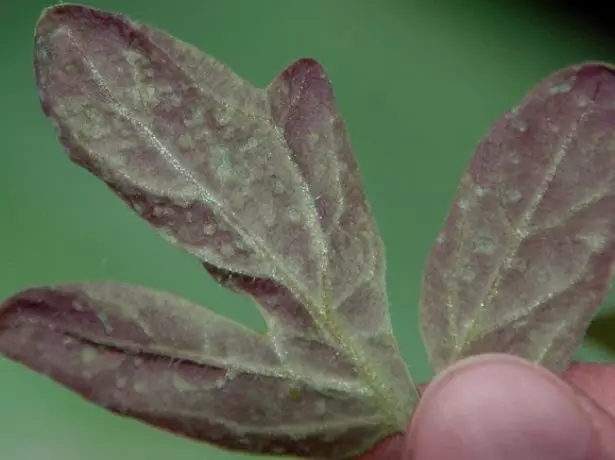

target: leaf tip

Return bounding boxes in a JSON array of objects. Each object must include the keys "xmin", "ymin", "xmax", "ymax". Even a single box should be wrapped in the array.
[{"xmin": 37, "ymin": 3, "xmax": 84, "ymax": 32}]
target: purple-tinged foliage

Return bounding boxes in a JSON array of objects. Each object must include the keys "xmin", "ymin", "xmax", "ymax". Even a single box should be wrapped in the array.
[
  {"xmin": 2, "ymin": 3, "xmax": 615, "ymax": 459},
  {"xmin": 1, "ymin": 4, "xmax": 416, "ymax": 459},
  {"xmin": 420, "ymin": 64, "xmax": 615, "ymax": 374},
  {"xmin": 0, "ymin": 282, "xmax": 405, "ymax": 458}
]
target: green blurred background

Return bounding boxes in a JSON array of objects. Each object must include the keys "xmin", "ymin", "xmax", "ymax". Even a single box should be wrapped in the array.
[{"xmin": 2, "ymin": 1, "xmax": 615, "ymax": 458}]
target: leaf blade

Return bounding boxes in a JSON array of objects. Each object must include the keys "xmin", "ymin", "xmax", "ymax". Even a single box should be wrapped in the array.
[
  {"xmin": 0, "ymin": 282, "xmax": 394, "ymax": 458},
  {"xmin": 265, "ymin": 57, "xmax": 415, "ymax": 414},
  {"xmin": 25, "ymin": 4, "xmax": 416, "ymax": 457},
  {"xmin": 420, "ymin": 63, "xmax": 615, "ymax": 373}
]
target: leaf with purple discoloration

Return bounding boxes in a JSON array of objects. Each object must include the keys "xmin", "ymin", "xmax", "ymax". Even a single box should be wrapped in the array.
[
  {"xmin": 420, "ymin": 63, "xmax": 615, "ymax": 374},
  {"xmin": 4, "ymin": 2, "xmax": 615, "ymax": 459},
  {"xmin": 0, "ymin": 4, "xmax": 416, "ymax": 459},
  {"xmin": 0, "ymin": 282, "xmax": 396, "ymax": 458}
]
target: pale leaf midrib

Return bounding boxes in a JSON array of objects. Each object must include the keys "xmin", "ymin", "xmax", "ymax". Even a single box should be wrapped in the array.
[{"xmin": 56, "ymin": 323, "xmax": 369, "ymax": 395}]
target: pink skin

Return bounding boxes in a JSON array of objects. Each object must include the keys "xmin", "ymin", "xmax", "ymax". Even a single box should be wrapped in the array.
[{"xmin": 358, "ymin": 354, "xmax": 615, "ymax": 460}]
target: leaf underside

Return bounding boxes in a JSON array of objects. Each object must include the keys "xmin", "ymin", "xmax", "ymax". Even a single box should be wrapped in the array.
[
  {"xmin": 5, "ymin": 3, "xmax": 614, "ymax": 458},
  {"xmin": 0, "ymin": 4, "xmax": 417, "ymax": 459},
  {"xmin": 420, "ymin": 63, "xmax": 615, "ymax": 374}
]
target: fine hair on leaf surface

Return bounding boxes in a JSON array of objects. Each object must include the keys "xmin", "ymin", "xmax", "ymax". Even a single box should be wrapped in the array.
[{"xmin": 2, "ymin": 3, "xmax": 615, "ymax": 459}]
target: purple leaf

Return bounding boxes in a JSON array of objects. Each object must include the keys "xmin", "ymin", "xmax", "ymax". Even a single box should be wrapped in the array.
[
  {"xmin": 0, "ymin": 4, "xmax": 417, "ymax": 458},
  {"xmin": 0, "ymin": 282, "xmax": 393, "ymax": 458},
  {"xmin": 420, "ymin": 63, "xmax": 615, "ymax": 373}
]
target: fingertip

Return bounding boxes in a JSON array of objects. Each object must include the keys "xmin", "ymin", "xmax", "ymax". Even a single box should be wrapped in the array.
[{"xmin": 405, "ymin": 354, "xmax": 594, "ymax": 460}]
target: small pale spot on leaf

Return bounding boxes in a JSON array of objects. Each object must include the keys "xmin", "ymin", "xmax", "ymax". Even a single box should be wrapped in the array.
[
  {"xmin": 576, "ymin": 93, "xmax": 592, "ymax": 107},
  {"xmin": 549, "ymin": 79, "xmax": 573, "ymax": 94},
  {"xmin": 461, "ymin": 269, "xmax": 476, "ymax": 283},
  {"xmin": 211, "ymin": 146, "xmax": 232, "ymax": 181},
  {"xmin": 203, "ymin": 223, "xmax": 217, "ymax": 236},
  {"xmin": 307, "ymin": 132, "xmax": 320, "ymax": 149},
  {"xmin": 225, "ymin": 369, "xmax": 238, "ymax": 380},
  {"xmin": 458, "ymin": 198, "xmax": 470, "ymax": 211},
  {"xmin": 512, "ymin": 118, "xmax": 528, "ymax": 133},
  {"xmin": 578, "ymin": 233, "xmax": 607, "ymax": 251},
  {"xmin": 97, "ymin": 311, "xmax": 113, "ymax": 334},
  {"xmin": 153, "ymin": 206, "xmax": 167, "ymax": 218},
  {"xmin": 63, "ymin": 62, "xmax": 78, "ymax": 74},
  {"xmin": 503, "ymin": 188, "xmax": 522, "ymax": 204},
  {"xmin": 272, "ymin": 178, "xmax": 286, "ymax": 195},
  {"xmin": 80, "ymin": 348, "xmax": 97, "ymax": 363},
  {"xmin": 133, "ymin": 380, "xmax": 148, "ymax": 394},
  {"xmin": 172, "ymin": 373, "xmax": 198, "ymax": 392},
  {"xmin": 220, "ymin": 244, "xmax": 235, "ymax": 257},
  {"xmin": 214, "ymin": 376, "xmax": 228, "ymax": 389},
  {"xmin": 475, "ymin": 186, "xmax": 487, "ymax": 197},
  {"xmin": 184, "ymin": 106, "xmax": 205, "ymax": 128},
  {"xmin": 178, "ymin": 133, "xmax": 193, "ymax": 150},
  {"xmin": 472, "ymin": 235, "xmax": 496, "ymax": 255},
  {"xmin": 214, "ymin": 103, "xmax": 233, "ymax": 125},
  {"xmin": 260, "ymin": 201, "xmax": 277, "ymax": 227},
  {"xmin": 287, "ymin": 208, "xmax": 301, "ymax": 223}
]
